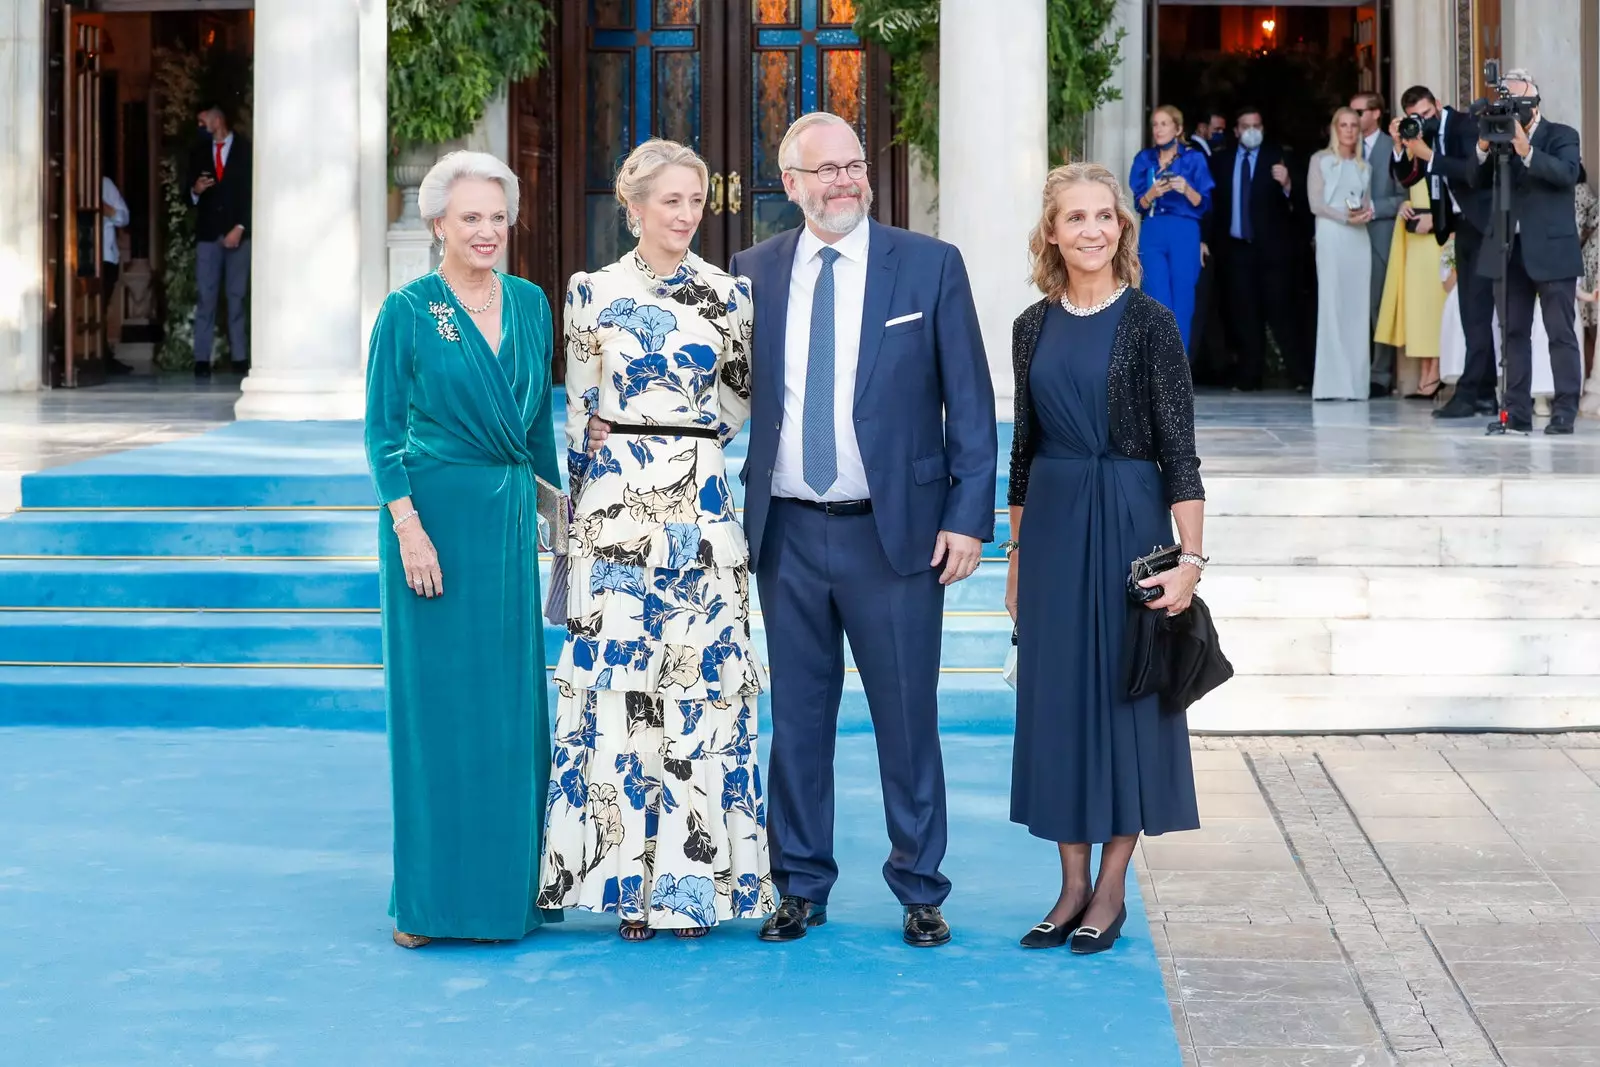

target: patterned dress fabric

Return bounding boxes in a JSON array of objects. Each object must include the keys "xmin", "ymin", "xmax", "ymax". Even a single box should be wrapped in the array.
[{"xmin": 537, "ymin": 251, "xmax": 775, "ymax": 930}]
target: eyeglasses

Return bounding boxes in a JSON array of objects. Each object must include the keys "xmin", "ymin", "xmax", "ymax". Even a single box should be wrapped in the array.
[{"xmin": 789, "ymin": 160, "xmax": 869, "ymax": 184}]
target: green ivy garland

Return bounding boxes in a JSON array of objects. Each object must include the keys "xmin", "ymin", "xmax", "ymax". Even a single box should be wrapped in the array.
[
  {"xmin": 854, "ymin": 0, "xmax": 1125, "ymax": 174},
  {"xmin": 388, "ymin": 0, "xmax": 554, "ymax": 152}
]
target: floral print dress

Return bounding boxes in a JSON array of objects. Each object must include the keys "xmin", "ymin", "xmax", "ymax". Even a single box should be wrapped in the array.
[{"xmin": 537, "ymin": 251, "xmax": 775, "ymax": 930}]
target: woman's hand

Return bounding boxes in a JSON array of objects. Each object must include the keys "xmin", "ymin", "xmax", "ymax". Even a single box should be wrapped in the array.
[
  {"xmin": 1166, "ymin": 175, "xmax": 1189, "ymax": 196},
  {"xmin": 586, "ymin": 415, "xmax": 610, "ymax": 455},
  {"xmin": 1413, "ymin": 214, "xmax": 1433, "ymax": 234},
  {"xmin": 1138, "ymin": 562, "xmax": 1201, "ymax": 616},
  {"xmin": 399, "ymin": 523, "xmax": 443, "ymax": 598},
  {"xmin": 1004, "ymin": 555, "xmax": 1019, "ymax": 622},
  {"xmin": 1398, "ymin": 201, "xmax": 1417, "ymax": 221}
]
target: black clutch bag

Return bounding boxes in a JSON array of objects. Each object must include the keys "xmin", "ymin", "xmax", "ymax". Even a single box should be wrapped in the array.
[{"xmin": 1124, "ymin": 545, "xmax": 1234, "ymax": 713}]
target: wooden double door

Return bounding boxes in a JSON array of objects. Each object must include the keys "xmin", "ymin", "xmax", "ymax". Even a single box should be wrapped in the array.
[{"xmin": 511, "ymin": 0, "xmax": 901, "ymax": 317}]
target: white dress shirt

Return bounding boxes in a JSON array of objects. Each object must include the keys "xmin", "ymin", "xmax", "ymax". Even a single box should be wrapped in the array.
[
  {"xmin": 101, "ymin": 177, "xmax": 129, "ymax": 265},
  {"xmin": 773, "ymin": 216, "xmax": 871, "ymax": 502},
  {"xmin": 1362, "ymin": 129, "xmax": 1379, "ymax": 161}
]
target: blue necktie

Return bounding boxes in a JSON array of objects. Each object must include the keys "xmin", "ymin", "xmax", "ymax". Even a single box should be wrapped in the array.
[{"xmin": 802, "ymin": 246, "xmax": 841, "ymax": 495}]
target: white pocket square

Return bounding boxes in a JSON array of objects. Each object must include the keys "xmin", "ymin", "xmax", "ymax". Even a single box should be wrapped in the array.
[{"xmin": 885, "ymin": 311, "xmax": 923, "ymax": 327}]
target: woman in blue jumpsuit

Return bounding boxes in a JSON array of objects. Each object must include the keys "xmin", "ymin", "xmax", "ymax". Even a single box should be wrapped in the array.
[{"xmin": 1129, "ymin": 105, "xmax": 1214, "ymax": 355}]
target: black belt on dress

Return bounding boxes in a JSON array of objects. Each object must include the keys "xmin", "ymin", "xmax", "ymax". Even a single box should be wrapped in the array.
[
  {"xmin": 605, "ymin": 421, "xmax": 720, "ymax": 440},
  {"xmin": 785, "ymin": 498, "xmax": 873, "ymax": 517}
]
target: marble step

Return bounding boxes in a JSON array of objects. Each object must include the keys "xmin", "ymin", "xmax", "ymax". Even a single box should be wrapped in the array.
[
  {"xmin": 1204, "ymin": 516, "xmax": 1600, "ymax": 567},
  {"xmin": 1188, "ymin": 675, "xmax": 1600, "ymax": 734},
  {"xmin": 1203, "ymin": 477, "xmax": 1600, "ymax": 518},
  {"xmin": 1218, "ymin": 618, "xmax": 1600, "ymax": 677},
  {"xmin": 1197, "ymin": 566, "xmax": 1600, "ymax": 621}
]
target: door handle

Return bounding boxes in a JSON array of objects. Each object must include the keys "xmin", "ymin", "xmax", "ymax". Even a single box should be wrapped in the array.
[
  {"xmin": 708, "ymin": 172, "xmax": 725, "ymax": 215},
  {"xmin": 728, "ymin": 171, "xmax": 742, "ymax": 215}
]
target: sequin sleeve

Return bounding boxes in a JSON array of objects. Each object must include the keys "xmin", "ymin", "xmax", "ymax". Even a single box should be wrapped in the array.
[
  {"xmin": 1145, "ymin": 303, "xmax": 1205, "ymax": 505},
  {"xmin": 1006, "ymin": 301, "xmax": 1047, "ymax": 508}
]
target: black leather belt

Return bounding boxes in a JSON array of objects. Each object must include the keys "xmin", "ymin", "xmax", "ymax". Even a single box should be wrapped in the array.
[
  {"xmin": 606, "ymin": 422, "xmax": 720, "ymax": 440},
  {"xmin": 788, "ymin": 498, "xmax": 873, "ymax": 517}
]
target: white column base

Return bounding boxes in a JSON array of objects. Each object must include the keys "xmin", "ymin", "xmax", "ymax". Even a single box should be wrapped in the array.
[
  {"xmin": 235, "ymin": 367, "xmax": 367, "ymax": 421},
  {"xmin": 387, "ymin": 226, "xmax": 434, "ymax": 291}
]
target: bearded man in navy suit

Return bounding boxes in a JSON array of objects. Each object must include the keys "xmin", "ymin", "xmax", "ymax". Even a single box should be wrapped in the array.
[{"xmin": 731, "ymin": 112, "xmax": 997, "ymax": 948}]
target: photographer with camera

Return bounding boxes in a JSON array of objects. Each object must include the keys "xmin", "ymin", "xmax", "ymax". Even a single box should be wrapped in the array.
[
  {"xmin": 1469, "ymin": 69, "xmax": 1584, "ymax": 435},
  {"xmin": 1389, "ymin": 86, "xmax": 1496, "ymax": 419}
]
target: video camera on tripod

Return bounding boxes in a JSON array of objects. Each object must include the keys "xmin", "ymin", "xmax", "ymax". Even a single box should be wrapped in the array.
[{"xmin": 1470, "ymin": 59, "xmax": 1538, "ymax": 149}]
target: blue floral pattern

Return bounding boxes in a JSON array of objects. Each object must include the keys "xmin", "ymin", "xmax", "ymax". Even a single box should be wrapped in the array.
[{"xmin": 538, "ymin": 251, "xmax": 771, "ymax": 930}]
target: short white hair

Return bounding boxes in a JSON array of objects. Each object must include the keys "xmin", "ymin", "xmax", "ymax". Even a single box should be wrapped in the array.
[
  {"xmin": 1503, "ymin": 68, "xmax": 1539, "ymax": 94},
  {"xmin": 778, "ymin": 112, "xmax": 862, "ymax": 171},
  {"xmin": 417, "ymin": 150, "xmax": 520, "ymax": 227}
]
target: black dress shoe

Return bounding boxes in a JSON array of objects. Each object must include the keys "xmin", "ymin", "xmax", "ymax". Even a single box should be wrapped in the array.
[
  {"xmin": 758, "ymin": 896, "xmax": 826, "ymax": 942},
  {"xmin": 1020, "ymin": 902, "xmax": 1088, "ymax": 949},
  {"xmin": 903, "ymin": 904, "xmax": 951, "ymax": 948},
  {"xmin": 1369, "ymin": 382, "xmax": 1392, "ymax": 399},
  {"xmin": 193, "ymin": 362, "xmax": 212, "ymax": 380},
  {"xmin": 1546, "ymin": 417, "xmax": 1576, "ymax": 436},
  {"xmin": 1433, "ymin": 394, "xmax": 1480, "ymax": 419},
  {"xmin": 1070, "ymin": 904, "xmax": 1128, "ymax": 955}
]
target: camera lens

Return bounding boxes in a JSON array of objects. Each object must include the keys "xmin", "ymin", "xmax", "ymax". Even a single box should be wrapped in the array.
[{"xmin": 1398, "ymin": 115, "xmax": 1422, "ymax": 141}]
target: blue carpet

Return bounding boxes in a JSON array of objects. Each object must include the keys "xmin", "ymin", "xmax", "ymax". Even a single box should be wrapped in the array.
[{"xmin": 0, "ymin": 728, "xmax": 1178, "ymax": 1067}]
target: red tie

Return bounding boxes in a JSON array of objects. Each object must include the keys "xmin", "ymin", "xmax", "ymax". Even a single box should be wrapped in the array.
[{"xmin": 214, "ymin": 142, "xmax": 225, "ymax": 181}]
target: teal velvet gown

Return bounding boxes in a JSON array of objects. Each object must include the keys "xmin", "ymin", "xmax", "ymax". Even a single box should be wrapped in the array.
[{"xmin": 364, "ymin": 271, "xmax": 563, "ymax": 940}]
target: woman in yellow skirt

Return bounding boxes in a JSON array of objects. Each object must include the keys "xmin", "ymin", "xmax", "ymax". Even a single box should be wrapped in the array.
[{"xmin": 1376, "ymin": 181, "xmax": 1447, "ymax": 398}]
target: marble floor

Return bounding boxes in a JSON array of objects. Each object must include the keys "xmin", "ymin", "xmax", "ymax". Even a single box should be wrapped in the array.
[
  {"xmin": 3, "ymin": 383, "xmax": 1599, "ymax": 485},
  {"xmin": 1155, "ymin": 732, "xmax": 1600, "ymax": 1067}
]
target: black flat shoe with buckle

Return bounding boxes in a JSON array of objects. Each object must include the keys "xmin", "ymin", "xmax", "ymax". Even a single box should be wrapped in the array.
[
  {"xmin": 1020, "ymin": 901, "xmax": 1088, "ymax": 949},
  {"xmin": 758, "ymin": 896, "xmax": 826, "ymax": 942},
  {"xmin": 903, "ymin": 904, "xmax": 951, "ymax": 947},
  {"xmin": 1070, "ymin": 904, "xmax": 1128, "ymax": 955}
]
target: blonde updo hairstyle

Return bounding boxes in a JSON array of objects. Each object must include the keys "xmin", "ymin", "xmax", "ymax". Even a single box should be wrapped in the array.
[
  {"xmin": 614, "ymin": 138, "xmax": 710, "ymax": 233},
  {"xmin": 1028, "ymin": 162, "xmax": 1143, "ymax": 300}
]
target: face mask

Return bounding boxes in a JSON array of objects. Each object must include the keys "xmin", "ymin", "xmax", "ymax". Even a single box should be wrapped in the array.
[
  {"xmin": 1155, "ymin": 134, "xmax": 1176, "ymax": 148},
  {"xmin": 1208, "ymin": 131, "xmax": 1224, "ymax": 146},
  {"xmin": 1239, "ymin": 128, "xmax": 1264, "ymax": 150}
]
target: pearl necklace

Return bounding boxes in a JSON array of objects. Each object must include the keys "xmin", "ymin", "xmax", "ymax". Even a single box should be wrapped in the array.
[
  {"xmin": 1060, "ymin": 283, "xmax": 1128, "ymax": 317},
  {"xmin": 438, "ymin": 269, "xmax": 498, "ymax": 314}
]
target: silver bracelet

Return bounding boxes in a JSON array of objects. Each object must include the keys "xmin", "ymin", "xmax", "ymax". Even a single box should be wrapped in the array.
[
  {"xmin": 1177, "ymin": 552, "xmax": 1208, "ymax": 571},
  {"xmin": 392, "ymin": 509, "xmax": 419, "ymax": 533}
]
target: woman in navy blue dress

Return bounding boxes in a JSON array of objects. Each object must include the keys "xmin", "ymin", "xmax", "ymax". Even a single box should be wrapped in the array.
[{"xmin": 1004, "ymin": 163, "xmax": 1206, "ymax": 954}]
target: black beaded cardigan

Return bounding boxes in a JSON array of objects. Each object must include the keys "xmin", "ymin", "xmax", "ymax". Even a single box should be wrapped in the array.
[{"xmin": 1007, "ymin": 288, "xmax": 1204, "ymax": 508}]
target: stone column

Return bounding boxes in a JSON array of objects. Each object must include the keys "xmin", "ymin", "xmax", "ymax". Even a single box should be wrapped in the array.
[
  {"xmin": 1391, "ymin": 0, "xmax": 1455, "ymax": 102},
  {"xmin": 235, "ymin": 0, "xmax": 375, "ymax": 420},
  {"xmin": 0, "ymin": 2, "xmax": 46, "ymax": 393},
  {"xmin": 939, "ymin": 0, "xmax": 1047, "ymax": 420},
  {"xmin": 1087, "ymin": 0, "xmax": 1145, "ymax": 183},
  {"xmin": 358, "ymin": 0, "xmax": 389, "ymax": 366}
]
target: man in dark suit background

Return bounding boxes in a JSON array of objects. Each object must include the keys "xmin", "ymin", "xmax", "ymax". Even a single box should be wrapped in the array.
[
  {"xmin": 1390, "ymin": 85, "xmax": 1496, "ymax": 417},
  {"xmin": 1469, "ymin": 70, "xmax": 1585, "ymax": 434},
  {"xmin": 187, "ymin": 103, "xmax": 252, "ymax": 378},
  {"xmin": 1209, "ymin": 106, "xmax": 1303, "ymax": 390},
  {"xmin": 1354, "ymin": 92, "xmax": 1406, "ymax": 397},
  {"xmin": 728, "ymin": 112, "xmax": 996, "ymax": 949}
]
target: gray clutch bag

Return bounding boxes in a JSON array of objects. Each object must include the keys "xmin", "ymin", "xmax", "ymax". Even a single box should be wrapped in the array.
[{"xmin": 536, "ymin": 476, "xmax": 571, "ymax": 627}]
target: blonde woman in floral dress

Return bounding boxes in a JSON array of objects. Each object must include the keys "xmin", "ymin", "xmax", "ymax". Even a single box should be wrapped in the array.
[{"xmin": 538, "ymin": 139, "xmax": 774, "ymax": 941}]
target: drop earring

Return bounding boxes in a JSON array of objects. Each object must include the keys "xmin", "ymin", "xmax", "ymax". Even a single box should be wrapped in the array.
[{"xmin": 627, "ymin": 215, "xmax": 641, "ymax": 239}]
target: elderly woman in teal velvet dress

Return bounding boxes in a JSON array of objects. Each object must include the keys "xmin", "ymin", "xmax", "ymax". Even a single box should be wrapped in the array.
[{"xmin": 364, "ymin": 150, "xmax": 562, "ymax": 948}]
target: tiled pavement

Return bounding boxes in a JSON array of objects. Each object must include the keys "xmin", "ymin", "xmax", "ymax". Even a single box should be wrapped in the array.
[{"xmin": 1146, "ymin": 732, "xmax": 1600, "ymax": 1067}]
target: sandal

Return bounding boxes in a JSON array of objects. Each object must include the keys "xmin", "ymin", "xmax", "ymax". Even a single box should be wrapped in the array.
[
  {"xmin": 673, "ymin": 926, "xmax": 710, "ymax": 940},
  {"xmin": 618, "ymin": 920, "xmax": 656, "ymax": 942},
  {"xmin": 392, "ymin": 929, "xmax": 431, "ymax": 950}
]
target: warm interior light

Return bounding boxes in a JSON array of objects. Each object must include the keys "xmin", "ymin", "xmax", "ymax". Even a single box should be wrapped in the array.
[{"xmin": 1261, "ymin": 19, "xmax": 1276, "ymax": 35}]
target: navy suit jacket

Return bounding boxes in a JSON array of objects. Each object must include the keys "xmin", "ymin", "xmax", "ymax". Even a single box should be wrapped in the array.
[{"xmin": 729, "ymin": 220, "xmax": 997, "ymax": 577}]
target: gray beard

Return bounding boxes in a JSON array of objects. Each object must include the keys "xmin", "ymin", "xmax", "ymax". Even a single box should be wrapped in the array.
[{"xmin": 800, "ymin": 184, "xmax": 874, "ymax": 235}]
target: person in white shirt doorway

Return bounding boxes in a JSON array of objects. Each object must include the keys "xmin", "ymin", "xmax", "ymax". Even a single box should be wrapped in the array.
[
  {"xmin": 728, "ymin": 112, "xmax": 998, "ymax": 949},
  {"xmin": 100, "ymin": 175, "xmax": 133, "ymax": 375}
]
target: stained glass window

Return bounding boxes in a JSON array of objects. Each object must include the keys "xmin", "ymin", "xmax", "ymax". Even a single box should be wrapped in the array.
[
  {"xmin": 753, "ymin": 0, "xmax": 799, "ymax": 25},
  {"xmin": 586, "ymin": 52, "xmax": 631, "ymax": 187},
  {"xmin": 821, "ymin": 49, "xmax": 865, "ymax": 135},
  {"xmin": 655, "ymin": 0, "xmax": 698, "ymax": 25},
  {"xmin": 821, "ymin": 0, "xmax": 857, "ymax": 26},
  {"xmin": 656, "ymin": 50, "xmax": 702, "ymax": 151},
  {"xmin": 591, "ymin": 0, "xmax": 631, "ymax": 29}
]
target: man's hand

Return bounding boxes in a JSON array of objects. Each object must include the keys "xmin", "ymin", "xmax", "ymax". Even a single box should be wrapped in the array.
[
  {"xmin": 192, "ymin": 174, "xmax": 216, "ymax": 197},
  {"xmin": 223, "ymin": 226, "xmax": 244, "ymax": 250},
  {"xmin": 1271, "ymin": 162, "xmax": 1290, "ymax": 189},
  {"xmin": 1512, "ymin": 119, "xmax": 1532, "ymax": 159},
  {"xmin": 930, "ymin": 532, "xmax": 981, "ymax": 586},
  {"xmin": 1406, "ymin": 138, "xmax": 1433, "ymax": 162}
]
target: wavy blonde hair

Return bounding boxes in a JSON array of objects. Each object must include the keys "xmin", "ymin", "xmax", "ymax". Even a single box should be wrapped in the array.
[
  {"xmin": 614, "ymin": 138, "xmax": 709, "ymax": 218},
  {"xmin": 1028, "ymin": 162, "xmax": 1142, "ymax": 300}
]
